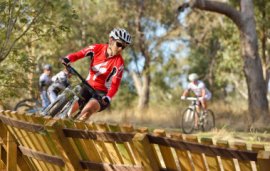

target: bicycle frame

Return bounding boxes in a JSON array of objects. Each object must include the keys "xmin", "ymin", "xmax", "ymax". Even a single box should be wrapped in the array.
[
  {"xmin": 64, "ymin": 64, "xmax": 97, "ymax": 96},
  {"xmin": 42, "ymin": 64, "xmax": 100, "ymax": 118}
]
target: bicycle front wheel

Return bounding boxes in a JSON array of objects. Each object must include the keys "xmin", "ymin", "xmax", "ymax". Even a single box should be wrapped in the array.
[
  {"xmin": 43, "ymin": 95, "xmax": 69, "ymax": 117},
  {"xmin": 202, "ymin": 109, "xmax": 215, "ymax": 132},
  {"xmin": 182, "ymin": 108, "xmax": 196, "ymax": 134}
]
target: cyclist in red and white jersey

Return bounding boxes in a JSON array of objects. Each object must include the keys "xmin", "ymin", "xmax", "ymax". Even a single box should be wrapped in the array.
[{"xmin": 62, "ymin": 28, "xmax": 131, "ymax": 121}]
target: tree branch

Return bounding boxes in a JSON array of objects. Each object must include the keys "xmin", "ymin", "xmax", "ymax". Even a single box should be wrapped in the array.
[
  {"xmin": 178, "ymin": 0, "xmax": 242, "ymax": 29},
  {"xmin": 0, "ymin": 1, "xmax": 47, "ymax": 63}
]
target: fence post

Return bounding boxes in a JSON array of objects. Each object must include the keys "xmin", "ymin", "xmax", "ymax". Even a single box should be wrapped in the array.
[
  {"xmin": 132, "ymin": 133, "xmax": 159, "ymax": 171},
  {"xmin": 46, "ymin": 119, "xmax": 84, "ymax": 171},
  {"xmin": 201, "ymin": 137, "xmax": 221, "ymax": 171},
  {"xmin": 153, "ymin": 129, "xmax": 178, "ymax": 170},
  {"xmin": 257, "ymin": 151, "xmax": 270, "ymax": 171},
  {"xmin": 171, "ymin": 132, "xmax": 193, "ymax": 171},
  {"xmin": 185, "ymin": 135, "xmax": 207, "ymax": 171},
  {"xmin": 7, "ymin": 131, "xmax": 17, "ymax": 171}
]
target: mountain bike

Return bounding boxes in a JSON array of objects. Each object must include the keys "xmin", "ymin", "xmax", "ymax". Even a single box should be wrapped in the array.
[
  {"xmin": 41, "ymin": 63, "xmax": 100, "ymax": 119},
  {"xmin": 181, "ymin": 97, "xmax": 215, "ymax": 134},
  {"xmin": 14, "ymin": 98, "xmax": 42, "ymax": 114}
]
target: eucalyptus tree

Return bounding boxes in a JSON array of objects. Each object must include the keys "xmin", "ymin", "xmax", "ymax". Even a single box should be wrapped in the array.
[
  {"xmin": 182, "ymin": 9, "xmax": 245, "ymax": 98},
  {"xmin": 254, "ymin": 0, "xmax": 270, "ymax": 91},
  {"xmin": 116, "ymin": 0, "xmax": 183, "ymax": 110},
  {"xmin": 178, "ymin": 0, "xmax": 269, "ymax": 123},
  {"xmin": 0, "ymin": 0, "xmax": 74, "ymax": 100}
]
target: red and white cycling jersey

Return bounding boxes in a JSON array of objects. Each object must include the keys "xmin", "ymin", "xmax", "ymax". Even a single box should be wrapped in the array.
[{"xmin": 66, "ymin": 44, "xmax": 124, "ymax": 99}]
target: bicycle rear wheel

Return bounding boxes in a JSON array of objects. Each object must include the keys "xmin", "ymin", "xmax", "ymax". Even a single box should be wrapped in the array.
[
  {"xmin": 182, "ymin": 108, "xmax": 196, "ymax": 134},
  {"xmin": 14, "ymin": 98, "xmax": 42, "ymax": 113},
  {"xmin": 202, "ymin": 109, "xmax": 215, "ymax": 132}
]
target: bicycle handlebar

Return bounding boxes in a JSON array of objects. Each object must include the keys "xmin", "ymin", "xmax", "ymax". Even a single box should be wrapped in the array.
[
  {"xmin": 183, "ymin": 97, "xmax": 198, "ymax": 101},
  {"xmin": 63, "ymin": 63, "xmax": 97, "ymax": 96}
]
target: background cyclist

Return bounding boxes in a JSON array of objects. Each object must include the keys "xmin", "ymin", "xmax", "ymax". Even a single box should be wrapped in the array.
[
  {"xmin": 39, "ymin": 64, "xmax": 52, "ymax": 110},
  {"xmin": 181, "ymin": 73, "xmax": 212, "ymax": 128},
  {"xmin": 62, "ymin": 28, "xmax": 131, "ymax": 121},
  {"xmin": 47, "ymin": 67, "xmax": 72, "ymax": 103}
]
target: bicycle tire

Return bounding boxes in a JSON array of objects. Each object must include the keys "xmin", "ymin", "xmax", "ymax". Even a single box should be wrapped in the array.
[
  {"xmin": 54, "ymin": 100, "xmax": 74, "ymax": 119},
  {"xmin": 44, "ymin": 95, "xmax": 69, "ymax": 117},
  {"xmin": 202, "ymin": 109, "xmax": 215, "ymax": 132},
  {"xmin": 14, "ymin": 98, "xmax": 42, "ymax": 113},
  {"xmin": 182, "ymin": 108, "xmax": 196, "ymax": 134}
]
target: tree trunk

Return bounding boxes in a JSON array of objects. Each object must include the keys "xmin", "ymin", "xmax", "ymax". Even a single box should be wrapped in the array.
[
  {"xmin": 132, "ymin": 0, "xmax": 151, "ymax": 110},
  {"xmin": 240, "ymin": 0, "xmax": 269, "ymax": 121}
]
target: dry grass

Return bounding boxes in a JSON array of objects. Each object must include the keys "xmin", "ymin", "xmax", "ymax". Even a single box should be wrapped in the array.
[{"xmin": 90, "ymin": 99, "xmax": 270, "ymax": 145}]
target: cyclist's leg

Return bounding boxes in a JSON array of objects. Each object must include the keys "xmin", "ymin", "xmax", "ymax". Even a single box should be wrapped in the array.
[
  {"xmin": 199, "ymin": 95, "xmax": 210, "ymax": 112},
  {"xmin": 78, "ymin": 99, "xmax": 100, "ymax": 121},
  {"xmin": 40, "ymin": 90, "xmax": 50, "ymax": 109},
  {"xmin": 68, "ymin": 85, "xmax": 93, "ymax": 119},
  {"xmin": 76, "ymin": 88, "xmax": 107, "ymax": 121},
  {"xmin": 47, "ymin": 88, "xmax": 57, "ymax": 104},
  {"xmin": 67, "ymin": 101, "xmax": 80, "ymax": 117}
]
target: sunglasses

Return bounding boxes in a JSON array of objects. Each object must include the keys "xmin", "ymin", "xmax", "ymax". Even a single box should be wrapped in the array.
[{"xmin": 116, "ymin": 41, "xmax": 126, "ymax": 49}]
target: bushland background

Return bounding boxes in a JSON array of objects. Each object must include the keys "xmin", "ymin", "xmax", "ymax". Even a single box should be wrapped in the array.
[{"xmin": 1, "ymin": 0, "xmax": 270, "ymax": 143}]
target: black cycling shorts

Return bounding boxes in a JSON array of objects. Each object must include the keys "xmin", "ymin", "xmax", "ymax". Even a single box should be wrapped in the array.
[{"xmin": 77, "ymin": 85, "xmax": 109, "ymax": 112}]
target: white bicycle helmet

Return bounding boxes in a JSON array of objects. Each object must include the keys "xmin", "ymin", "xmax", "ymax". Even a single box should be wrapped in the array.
[
  {"xmin": 109, "ymin": 28, "xmax": 132, "ymax": 44},
  {"xmin": 188, "ymin": 73, "xmax": 199, "ymax": 81}
]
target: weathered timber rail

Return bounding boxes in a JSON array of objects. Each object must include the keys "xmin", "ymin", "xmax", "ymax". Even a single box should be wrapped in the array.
[{"xmin": 0, "ymin": 110, "xmax": 269, "ymax": 171}]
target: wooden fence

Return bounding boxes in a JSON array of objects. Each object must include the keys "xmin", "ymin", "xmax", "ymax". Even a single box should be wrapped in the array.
[{"xmin": 0, "ymin": 110, "xmax": 269, "ymax": 171}]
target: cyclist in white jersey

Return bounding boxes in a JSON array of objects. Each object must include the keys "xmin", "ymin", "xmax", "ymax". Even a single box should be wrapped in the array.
[
  {"xmin": 47, "ymin": 68, "xmax": 72, "ymax": 103},
  {"xmin": 181, "ymin": 73, "xmax": 212, "ymax": 111}
]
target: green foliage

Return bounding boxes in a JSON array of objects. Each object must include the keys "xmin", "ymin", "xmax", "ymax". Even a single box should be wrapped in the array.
[
  {"xmin": 0, "ymin": 0, "xmax": 269, "ymax": 116},
  {"xmin": 0, "ymin": 0, "xmax": 75, "ymax": 99}
]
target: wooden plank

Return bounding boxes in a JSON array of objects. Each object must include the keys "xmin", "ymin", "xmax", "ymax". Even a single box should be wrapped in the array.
[
  {"xmin": 85, "ymin": 123, "xmax": 112, "ymax": 163},
  {"xmin": 61, "ymin": 120, "xmax": 88, "ymax": 161},
  {"xmin": 3, "ymin": 111, "xmax": 42, "ymax": 170},
  {"xmin": 21, "ymin": 113, "xmax": 59, "ymax": 171},
  {"xmin": 0, "ymin": 121, "xmax": 35, "ymax": 171},
  {"xmin": 7, "ymin": 131, "xmax": 17, "ymax": 171},
  {"xmin": 132, "ymin": 133, "xmax": 159, "ymax": 171},
  {"xmin": 153, "ymin": 129, "xmax": 178, "ymax": 170},
  {"xmin": 216, "ymin": 140, "xmax": 236, "ymax": 171},
  {"xmin": 95, "ymin": 123, "xmax": 124, "ymax": 164},
  {"xmin": 201, "ymin": 137, "xmax": 221, "ymax": 171},
  {"xmin": 1, "ymin": 146, "xmax": 6, "ymax": 167},
  {"xmin": 147, "ymin": 134, "xmax": 258, "ymax": 161},
  {"xmin": 62, "ymin": 128, "xmax": 135, "ymax": 142},
  {"xmin": 19, "ymin": 146, "xmax": 65, "ymax": 166},
  {"xmin": 46, "ymin": 119, "xmax": 84, "ymax": 171},
  {"xmin": 0, "ymin": 113, "xmax": 45, "ymax": 133},
  {"xmin": 9, "ymin": 111, "xmax": 50, "ymax": 171},
  {"xmin": 120, "ymin": 124, "xmax": 137, "ymax": 165},
  {"xmin": 73, "ymin": 121, "xmax": 102, "ymax": 163},
  {"xmin": 0, "ymin": 144, "xmax": 4, "ymax": 169},
  {"xmin": 170, "ymin": 133, "xmax": 193, "ymax": 171},
  {"xmin": 234, "ymin": 142, "xmax": 252, "ymax": 171},
  {"xmin": 252, "ymin": 144, "xmax": 265, "ymax": 171},
  {"xmin": 135, "ymin": 127, "xmax": 162, "ymax": 168},
  {"xmin": 30, "ymin": 115, "xmax": 64, "ymax": 171},
  {"xmin": 108, "ymin": 124, "xmax": 134, "ymax": 165},
  {"xmin": 185, "ymin": 135, "xmax": 207, "ymax": 171},
  {"xmin": 257, "ymin": 151, "xmax": 270, "ymax": 171},
  {"xmin": 80, "ymin": 160, "xmax": 144, "ymax": 171}
]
